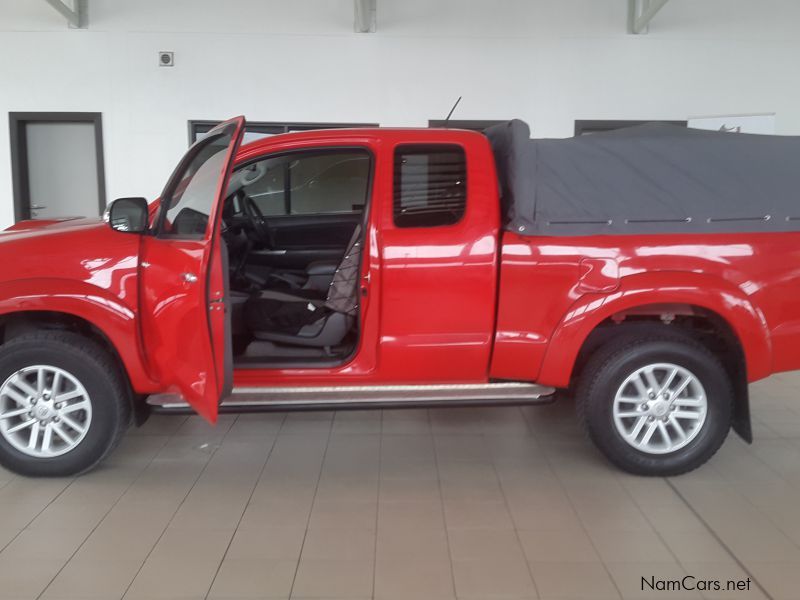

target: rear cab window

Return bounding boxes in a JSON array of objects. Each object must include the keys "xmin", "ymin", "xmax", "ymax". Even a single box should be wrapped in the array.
[{"xmin": 393, "ymin": 144, "xmax": 467, "ymax": 228}]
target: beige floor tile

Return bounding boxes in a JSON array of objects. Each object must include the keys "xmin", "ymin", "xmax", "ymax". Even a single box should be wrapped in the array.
[
  {"xmin": 637, "ymin": 503, "xmax": 708, "ymax": 533},
  {"xmin": 530, "ymin": 561, "xmax": 621, "ymax": 599},
  {"xmin": 332, "ymin": 410, "xmax": 382, "ymax": 434},
  {"xmin": 301, "ymin": 527, "xmax": 375, "ymax": 560},
  {"xmin": 622, "ymin": 477, "xmax": 687, "ymax": 508},
  {"xmin": 657, "ymin": 530, "xmax": 734, "ymax": 564},
  {"xmin": 374, "ymin": 557, "xmax": 455, "ymax": 599},
  {"xmin": 715, "ymin": 526, "xmax": 800, "ymax": 563},
  {"xmin": 589, "ymin": 528, "xmax": 676, "ymax": 563},
  {"xmin": 226, "ymin": 413, "xmax": 286, "ymax": 436},
  {"xmin": 6, "ymin": 377, "xmax": 800, "ymax": 599},
  {"xmin": 440, "ymin": 478, "xmax": 506, "ymax": 503},
  {"xmin": 0, "ymin": 478, "xmax": 71, "ymax": 505},
  {"xmin": 605, "ymin": 561, "xmax": 701, "ymax": 599},
  {"xmin": 74, "ymin": 521, "xmax": 164, "ymax": 562},
  {"xmin": 380, "ymin": 409, "xmax": 431, "ymax": 434},
  {"xmin": 40, "ymin": 557, "xmax": 141, "ymax": 599},
  {"xmin": 292, "ymin": 557, "xmax": 373, "ymax": 598},
  {"xmin": 378, "ymin": 478, "xmax": 442, "ymax": 504},
  {"xmin": 238, "ymin": 501, "xmax": 313, "ymax": 530},
  {"xmin": 518, "ymin": 527, "xmax": 601, "ymax": 563},
  {"xmin": 434, "ymin": 435, "xmax": 491, "ymax": 462},
  {"xmin": 680, "ymin": 562, "xmax": 767, "ymax": 599},
  {"xmin": 380, "ymin": 459, "xmax": 440, "ymax": 481},
  {"xmin": 169, "ymin": 498, "xmax": 252, "ymax": 531},
  {"xmin": 0, "ymin": 528, "xmax": 18, "ymax": 551},
  {"xmin": 315, "ymin": 477, "xmax": 379, "ymax": 504},
  {"xmin": 147, "ymin": 526, "xmax": 232, "ymax": 561},
  {"xmin": 452, "ymin": 557, "xmax": 536, "ymax": 599},
  {"xmin": 0, "ymin": 526, "xmax": 86, "ymax": 561},
  {"xmin": 206, "ymin": 558, "xmax": 297, "ymax": 599},
  {"xmin": 437, "ymin": 461, "xmax": 499, "ymax": 485},
  {"xmin": 745, "ymin": 562, "xmax": 800, "ymax": 600},
  {"xmin": 249, "ymin": 481, "xmax": 318, "ymax": 506},
  {"xmin": 443, "ymin": 500, "xmax": 516, "ymax": 530},
  {"xmin": 575, "ymin": 502, "xmax": 654, "ymax": 533},
  {"xmin": 53, "ymin": 475, "xmax": 136, "ymax": 506},
  {"xmin": 224, "ymin": 527, "xmax": 306, "ymax": 561},
  {"xmin": 448, "ymin": 528, "xmax": 525, "ymax": 562},
  {"xmin": 27, "ymin": 501, "xmax": 109, "ymax": 532},
  {"xmin": 506, "ymin": 501, "xmax": 582, "ymax": 531},
  {"xmin": 307, "ymin": 499, "xmax": 377, "ymax": 530},
  {"xmin": 0, "ymin": 557, "xmax": 64, "ymax": 600},
  {"xmin": 0, "ymin": 502, "xmax": 47, "ymax": 530},
  {"xmin": 280, "ymin": 412, "xmax": 333, "ymax": 434},
  {"xmin": 376, "ymin": 526, "xmax": 451, "ymax": 563},
  {"xmin": 379, "ymin": 501, "xmax": 446, "ymax": 531},
  {"xmin": 125, "ymin": 556, "xmax": 223, "ymax": 599}
]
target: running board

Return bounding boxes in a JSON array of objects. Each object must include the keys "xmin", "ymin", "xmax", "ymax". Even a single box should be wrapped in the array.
[{"xmin": 148, "ymin": 382, "xmax": 555, "ymax": 414}]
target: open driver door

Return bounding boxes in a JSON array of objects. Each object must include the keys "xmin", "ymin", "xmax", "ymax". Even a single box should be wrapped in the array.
[{"xmin": 139, "ymin": 117, "xmax": 245, "ymax": 422}]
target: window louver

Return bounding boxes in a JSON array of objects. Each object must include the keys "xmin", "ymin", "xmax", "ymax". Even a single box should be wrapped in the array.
[{"xmin": 394, "ymin": 145, "xmax": 466, "ymax": 228}]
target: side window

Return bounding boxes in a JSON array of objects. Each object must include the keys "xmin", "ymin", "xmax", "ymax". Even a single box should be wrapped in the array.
[
  {"xmin": 242, "ymin": 150, "xmax": 370, "ymax": 216},
  {"xmin": 393, "ymin": 145, "xmax": 466, "ymax": 228},
  {"xmin": 240, "ymin": 159, "xmax": 287, "ymax": 216}
]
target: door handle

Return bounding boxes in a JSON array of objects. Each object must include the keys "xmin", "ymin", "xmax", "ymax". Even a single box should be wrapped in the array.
[
  {"xmin": 181, "ymin": 272, "xmax": 198, "ymax": 283},
  {"xmin": 30, "ymin": 205, "xmax": 47, "ymax": 210}
]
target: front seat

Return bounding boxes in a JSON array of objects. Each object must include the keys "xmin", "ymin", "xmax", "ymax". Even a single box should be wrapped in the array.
[{"xmin": 244, "ymin": 225, "xmax": 363, "ymax": 350}]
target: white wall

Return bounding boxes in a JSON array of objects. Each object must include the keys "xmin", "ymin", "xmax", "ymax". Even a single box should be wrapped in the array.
[{"xmin": 1, "ymin": 0, "xmax": 799, "ymax": 229}]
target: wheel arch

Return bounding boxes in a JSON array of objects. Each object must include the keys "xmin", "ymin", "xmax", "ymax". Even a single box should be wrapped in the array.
[
  {"xmin": 0, "ymin": 279, "xmax": 160, "ymax": 395},
  {"xmin": 537, "ymin": 272, "xmax": 770, "ymax": 443},
  {"xmin": 0, "ymin": 309, "xmax": 153, "ymax": 426}
]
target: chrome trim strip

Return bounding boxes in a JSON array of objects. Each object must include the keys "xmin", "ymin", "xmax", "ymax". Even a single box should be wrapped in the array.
[
  {"xmin": 231, "ymin": 382, "xmax": 544, "ymax": 395},
  {"xmin": 149, "ymin": 382, "xmax": 554, "ymax": 410}
]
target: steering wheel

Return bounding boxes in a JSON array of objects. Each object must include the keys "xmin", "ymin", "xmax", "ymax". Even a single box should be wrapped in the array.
[{"xmin": 240, "ymin": 192, "xmax": 275, "ymax": 249}]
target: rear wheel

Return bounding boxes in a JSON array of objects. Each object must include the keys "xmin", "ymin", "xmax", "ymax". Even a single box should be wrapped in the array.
[
  {"xmin": 576, "ymin": 328, "xmax": 732, "ymax": 475},
  {"xmin": 0, "ymin": 331, "xmax": 130, "ymax": 477}
]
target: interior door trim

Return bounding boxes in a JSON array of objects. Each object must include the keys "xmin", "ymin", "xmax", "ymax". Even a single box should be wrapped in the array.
[{"xmin": 9, "ymin": 112, "xmax": 107, "ymax": 222}]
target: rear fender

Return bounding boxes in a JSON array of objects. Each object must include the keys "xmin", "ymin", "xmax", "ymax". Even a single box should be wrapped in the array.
[{"xmin": 537, "ymin": 271, "xmax": 772, "ymax": 389}]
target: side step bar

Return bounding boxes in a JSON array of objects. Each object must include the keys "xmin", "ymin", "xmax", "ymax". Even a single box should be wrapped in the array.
[{"xmin": 148, "ymin": 382, "xmax": 556, "ymax": 414}]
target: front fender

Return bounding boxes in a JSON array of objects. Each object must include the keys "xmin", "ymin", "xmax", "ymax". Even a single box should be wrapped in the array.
[
  {"xmin": 536, "ymin": 271, "xmax": 772, "ymax": 388},
  {"xmin": 0, "ymin": 279, "xmax": 159, "ymax": 393}
]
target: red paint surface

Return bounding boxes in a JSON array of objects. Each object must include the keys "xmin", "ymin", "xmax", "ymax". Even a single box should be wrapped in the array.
[{"xmin": 2, "ymin": 125, "xmax": 799, "ymax": 420}]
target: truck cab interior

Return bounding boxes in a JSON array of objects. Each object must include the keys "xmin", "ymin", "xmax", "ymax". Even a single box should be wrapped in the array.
[{"xmin": 219, "ymin": 149, "xmax": 371, "ymax": 366}]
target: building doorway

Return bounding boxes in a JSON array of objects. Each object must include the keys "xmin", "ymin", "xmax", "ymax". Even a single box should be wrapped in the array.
[{"xmin": 9, "ymin": 112, "xmax": 106, "ymax": 221}]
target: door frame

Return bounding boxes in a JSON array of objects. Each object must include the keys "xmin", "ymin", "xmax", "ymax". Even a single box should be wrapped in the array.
[{"xmin": 9, "ymin": 112, "xmax": 107, "ymax": 222}]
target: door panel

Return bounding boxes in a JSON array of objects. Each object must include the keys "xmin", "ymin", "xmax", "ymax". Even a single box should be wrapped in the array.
[
  {"xmin": 246, "ymin": 213, "xmax": 362, "ymax": 270},
  {"xmin": 266, "ymin": 213, "xmax": 362, "ymax": 248},
  {"xmin": 139, "ymin": 117, "xmax": 245, "ymax": 422},
  {"xmin": 378, "ymin": 140, "xmax": 501, "ymax": 382}
]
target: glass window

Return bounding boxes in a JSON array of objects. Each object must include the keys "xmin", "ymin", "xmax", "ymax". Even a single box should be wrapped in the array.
[
  {"xmin": 162, "ymin": 124, "xmax": 235, "ymax": 237},
  {"xmin": 393, "ymin": 145, "xmax": 466, "ymax": 228},
  {"xmin": 241, "ymin": 150, "xmax": 370, "ymax": 217}
]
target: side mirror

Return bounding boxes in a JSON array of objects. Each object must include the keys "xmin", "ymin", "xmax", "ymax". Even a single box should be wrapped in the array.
[{"xmin": 104, "ymin": 197, "xmax": 149, "ymax": 233}]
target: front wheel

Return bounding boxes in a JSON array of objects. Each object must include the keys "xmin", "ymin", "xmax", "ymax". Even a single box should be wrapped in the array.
[
  {"xmin": 576, "ymin": 329, "xmax": 732, "ymax": 476},
  {"xmin": 0, "ymin": 331, "xmax": 131, "ymax": 477}
]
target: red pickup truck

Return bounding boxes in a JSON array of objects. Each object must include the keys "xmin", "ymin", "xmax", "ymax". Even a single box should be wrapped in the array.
[{"xmin": 0, "ymin": 116, "xmax": 797, "ymax": 478}]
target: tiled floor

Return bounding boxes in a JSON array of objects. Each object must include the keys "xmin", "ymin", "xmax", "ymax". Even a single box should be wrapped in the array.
[{"xmin": 2, "ymin": 374, "xmax": 800, "ymax": 599}]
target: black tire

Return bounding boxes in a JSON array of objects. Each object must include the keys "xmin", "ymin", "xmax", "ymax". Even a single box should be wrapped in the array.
[
  {"xmin": 575, "ymin": 327, "xmax": 732, "ymax": 476},
  {"xmin": 0, "ymin": 331, "xmax": 131, "ymax": 477}
]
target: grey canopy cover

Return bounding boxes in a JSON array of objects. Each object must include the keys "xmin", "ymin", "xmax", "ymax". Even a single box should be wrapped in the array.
[{"xmin": 484, "ymin": 119, "xmax": 800, "ymax": 236}]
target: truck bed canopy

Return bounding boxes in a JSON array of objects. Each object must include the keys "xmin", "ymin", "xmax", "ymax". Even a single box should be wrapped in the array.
[{"xmin": 484, "ymin": 119, "xmax": 800, "ymax": 236}]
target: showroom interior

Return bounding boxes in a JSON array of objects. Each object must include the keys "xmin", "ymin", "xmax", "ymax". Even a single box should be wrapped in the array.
[{"xmin": 1, "ymin": 1, "xmax": 800, "ymax": 599}]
